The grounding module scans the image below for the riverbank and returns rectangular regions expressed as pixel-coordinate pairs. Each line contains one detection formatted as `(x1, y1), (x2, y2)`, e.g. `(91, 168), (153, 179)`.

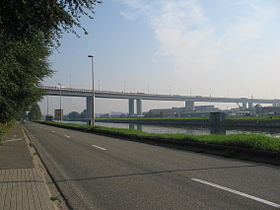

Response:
(35, 120), (280, 165)
(96, 116), (280, 128)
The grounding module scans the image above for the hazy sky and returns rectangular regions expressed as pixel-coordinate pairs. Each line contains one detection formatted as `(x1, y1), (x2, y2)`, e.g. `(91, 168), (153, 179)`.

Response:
(40, 0), (280, 115)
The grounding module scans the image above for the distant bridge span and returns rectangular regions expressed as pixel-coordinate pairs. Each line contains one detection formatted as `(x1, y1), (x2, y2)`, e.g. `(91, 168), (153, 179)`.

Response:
(40, 86), (280, 117)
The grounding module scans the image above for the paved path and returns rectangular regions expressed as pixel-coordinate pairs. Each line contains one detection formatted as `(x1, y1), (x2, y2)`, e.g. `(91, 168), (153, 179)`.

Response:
(25, 122), (280, 210)
(0, 123), (54, 210)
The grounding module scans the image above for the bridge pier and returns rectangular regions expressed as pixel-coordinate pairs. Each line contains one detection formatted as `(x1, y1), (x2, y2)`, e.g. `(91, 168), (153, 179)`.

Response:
(185, 100), (194, 112)
(136, 98), (142, 116)
(128, 98), (134, 117)
(242, 102), (247, 109)
(86, 97), (93, 119)
(248, 102), (253, 109)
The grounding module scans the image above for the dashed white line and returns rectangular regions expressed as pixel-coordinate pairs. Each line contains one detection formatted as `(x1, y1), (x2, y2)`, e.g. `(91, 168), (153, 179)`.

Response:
(64, 135), (70, 138)
(91, 145), (107, 151)
(191, 178), (280, 208)
(51, 130), (55, 133)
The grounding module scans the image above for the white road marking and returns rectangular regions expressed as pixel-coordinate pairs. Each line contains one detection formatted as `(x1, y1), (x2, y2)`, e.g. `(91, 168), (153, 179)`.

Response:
(64, 135), (70, 138)
(191, 178), (280, 208)
(51, 130), (55, 133)
(4, 138), (22, 143)
(91, 145), (107, 151)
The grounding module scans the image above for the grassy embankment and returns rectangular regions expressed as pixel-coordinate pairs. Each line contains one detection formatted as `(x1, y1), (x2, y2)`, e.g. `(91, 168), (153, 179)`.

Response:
(38, 121), (280, 153)
(0, 122), (13, 145)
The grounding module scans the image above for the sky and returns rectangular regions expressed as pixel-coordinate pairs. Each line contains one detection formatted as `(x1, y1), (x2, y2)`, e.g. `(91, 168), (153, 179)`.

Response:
(40, 0), (280, 115)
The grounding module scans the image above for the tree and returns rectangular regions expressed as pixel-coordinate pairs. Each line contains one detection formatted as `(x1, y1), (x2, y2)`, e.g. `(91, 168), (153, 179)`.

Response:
(0, 34), (52, 122)
(0, 0), (101, 43)
(68, 111), (81, 120)
(80, 110), (88, 119)
(28, 103), (42, 120)
(0, 0), (101, 123)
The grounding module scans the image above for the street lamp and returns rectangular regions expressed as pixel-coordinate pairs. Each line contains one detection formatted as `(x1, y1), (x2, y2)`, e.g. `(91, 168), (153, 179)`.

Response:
(88, 55), (95, 126)
(58, 82), (62, 121)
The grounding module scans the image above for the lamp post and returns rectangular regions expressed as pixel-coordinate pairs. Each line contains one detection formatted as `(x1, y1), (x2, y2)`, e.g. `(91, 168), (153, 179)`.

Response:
(88, 55), (95, 126)
(58, 83), (62, 121)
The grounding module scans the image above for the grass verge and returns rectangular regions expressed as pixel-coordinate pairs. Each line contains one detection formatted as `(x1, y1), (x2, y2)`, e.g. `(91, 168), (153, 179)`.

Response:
(0, 121), (14, 145)
(36, 120), (280, 153)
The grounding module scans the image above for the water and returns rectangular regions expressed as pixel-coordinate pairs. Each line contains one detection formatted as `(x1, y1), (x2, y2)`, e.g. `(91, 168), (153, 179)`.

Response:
(62, 121), (280, 137)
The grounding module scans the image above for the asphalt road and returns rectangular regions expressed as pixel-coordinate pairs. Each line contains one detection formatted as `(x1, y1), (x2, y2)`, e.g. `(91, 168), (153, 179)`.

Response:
(25, 122), (280, 210)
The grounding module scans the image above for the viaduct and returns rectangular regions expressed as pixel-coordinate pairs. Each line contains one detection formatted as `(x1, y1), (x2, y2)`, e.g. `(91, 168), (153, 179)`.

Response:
(40, 86), (280, 117)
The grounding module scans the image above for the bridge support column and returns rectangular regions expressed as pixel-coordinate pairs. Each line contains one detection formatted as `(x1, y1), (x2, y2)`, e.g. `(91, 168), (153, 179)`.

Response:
(248, 102), (255, 116)
(128, 98), (135, 117)
(185, 101), (194, 112)
(86, 97), (93, 119)
(248, 102), (253, 109)
(136, 98), (142, 116)
(242, 102), (247, 109)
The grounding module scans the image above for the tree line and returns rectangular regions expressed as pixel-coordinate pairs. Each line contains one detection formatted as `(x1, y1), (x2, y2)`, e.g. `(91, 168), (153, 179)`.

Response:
(0, 0), (101, 123)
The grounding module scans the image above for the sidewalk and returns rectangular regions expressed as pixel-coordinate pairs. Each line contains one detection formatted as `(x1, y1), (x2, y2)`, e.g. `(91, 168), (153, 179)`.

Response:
(0, 123), (55, 210)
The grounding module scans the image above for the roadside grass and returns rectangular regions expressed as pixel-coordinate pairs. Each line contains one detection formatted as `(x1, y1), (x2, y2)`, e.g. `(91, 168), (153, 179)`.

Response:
(0, 122), (14, 145)
(36, 121), (280, 153)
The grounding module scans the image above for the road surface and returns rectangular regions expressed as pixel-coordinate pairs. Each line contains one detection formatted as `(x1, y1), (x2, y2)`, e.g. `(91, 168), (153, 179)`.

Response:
(25, 122), (280, 210)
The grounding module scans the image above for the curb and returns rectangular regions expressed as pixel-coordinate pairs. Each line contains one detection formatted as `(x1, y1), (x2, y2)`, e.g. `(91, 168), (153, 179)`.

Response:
(36, 122), (280, 166)
(22, 126), (70, 210)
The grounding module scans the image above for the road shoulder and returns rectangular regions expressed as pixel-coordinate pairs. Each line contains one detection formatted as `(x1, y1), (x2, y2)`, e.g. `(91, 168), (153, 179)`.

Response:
(0, 123), (62, 210)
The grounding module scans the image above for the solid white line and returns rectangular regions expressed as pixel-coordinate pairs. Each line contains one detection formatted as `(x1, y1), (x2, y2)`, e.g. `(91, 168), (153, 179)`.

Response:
(191, 178), (280, 208)
(4, 138), (22, 143)
(64, 135), (70, 138)
(91, 145), (107, 151)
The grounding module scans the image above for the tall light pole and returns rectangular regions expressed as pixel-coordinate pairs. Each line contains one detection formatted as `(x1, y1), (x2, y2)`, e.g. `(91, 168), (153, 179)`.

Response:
(88, 55), (95, 126)
(58, 82), (62, 121)
(47, 96), (49, 115)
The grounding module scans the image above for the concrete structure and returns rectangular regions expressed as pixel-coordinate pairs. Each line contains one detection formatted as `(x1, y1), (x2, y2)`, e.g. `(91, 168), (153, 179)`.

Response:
(146, 107), (184, 117)
(258, 106), (280, 116)
(185, 101), (194, 112)
(54, 109), (63, 121)
(209, 112), (226, 125)
(194, 105), (219, 112)
(40, 86), (280, 118)
(136, 98), (142, 116)
(128, 98), (135, 117)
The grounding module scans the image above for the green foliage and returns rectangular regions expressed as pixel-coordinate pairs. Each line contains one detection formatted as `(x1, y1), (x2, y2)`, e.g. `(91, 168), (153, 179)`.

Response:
(0, 0), (101, 123)
(28, 103), (42, 120)
(0, 122), (14, 144)
(68, 111), (81, 120)
(0, 35), (51, 122)
(38, 121), (280, 152)
(0, 0), (101, 44)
